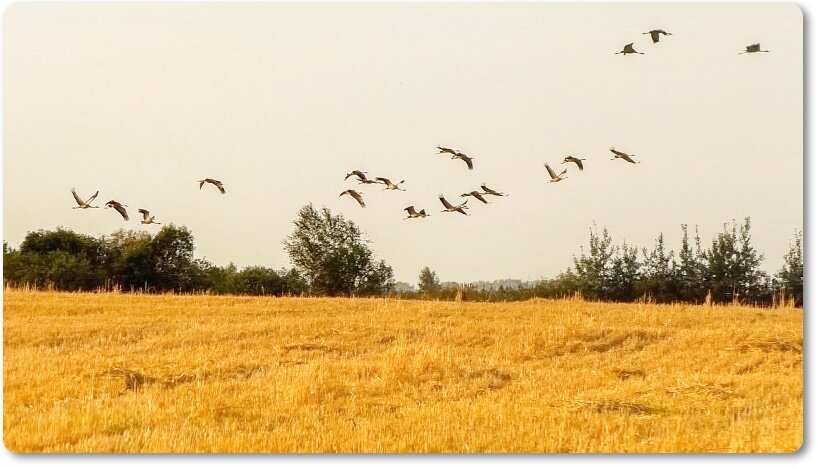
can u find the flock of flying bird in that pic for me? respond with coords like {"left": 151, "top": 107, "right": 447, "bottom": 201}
{"left": 339, "top": 143, "right": 640, "bottom": 219}
{"left": 340, "top": 147, "right": 508, "bottom": 218}
{"left": 71, "top": 28, "right": 771, "bottom": 226}
{"left": 615, "top": 28, "right": 770, "bottom": 55}
{"left": 70, "top": 178, "right": 225, "bottom": 225}
{"left": 337, "top": 29, "right": 771, "bottom": 219}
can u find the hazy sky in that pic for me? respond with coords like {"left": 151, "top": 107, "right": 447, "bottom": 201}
{"left": 2, "top": 3, "right": 802, "bottom": 284}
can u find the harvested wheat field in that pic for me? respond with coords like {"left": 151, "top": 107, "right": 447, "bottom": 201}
{"left": 2, "top": 289, "right": 802, "bottom": 453}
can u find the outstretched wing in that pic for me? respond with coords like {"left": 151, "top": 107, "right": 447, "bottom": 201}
{"left": 437, "top": 146, "right": 457, "bottom": 155}
{"left": 213, "top": 180, "right": 226, "bottom": 194}
{"left": 545, "top": 163, "right": 558, "bottom": 179}
{"left": 404, "top": 206, "right": 417, "bottom": 215}
{"left": 559, "top": 168, "right": 568, "bottom": 177}
{"left": 622, "top": 154, "right": 638, "bottom": 164}
{"left": 138, "top": 209, "right": 150, "bottom": 221}
{"left": 350, "top": 191, "right": 365, "bottom": 207}
{"left": 71, "top": 188, "right": 84, "bottom": 206}
{"left": 375, "top": 177, "right": 391, "bottom": 185}
{"left": 472, "top": 192, "right": 488, "bottom": 204}
{"left": 574, "top": 159, "right": 584, "bottom": 171}
{"left": 199, "top": 180, "right": 205, "bottom": 189}
{"left": 609, "top": 147, "right": 627, "bottom": 157}
{"left": 439, "top": 195, "right": 454, "bottom": 209}
{"left": 650, "top": 31, "right": 660, "bottom": 43}
{"left": 85, "top": 191, "right": 99, "bottom": 204}
{"left": 112, "top": 203, "right": 129, "bottom": 221}
{"left": 462, "top": 156, "right": 474, "bottom": 170}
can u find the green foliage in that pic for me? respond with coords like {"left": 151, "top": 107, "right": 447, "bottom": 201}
{"left": 703, "top": 218, "right": 769, "bottom": 303}
{"left": 283, "top": 204, "right": 395, "bottom": 296}
{"left": 418, "top": 266, "right": 441, "bottom": 293}
{"left": 776, "top": 230, "right": 803, "bottom": 306}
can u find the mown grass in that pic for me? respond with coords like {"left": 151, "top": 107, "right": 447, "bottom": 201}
{"left": 2, "top": 289, "right": 802, "bottom": 453}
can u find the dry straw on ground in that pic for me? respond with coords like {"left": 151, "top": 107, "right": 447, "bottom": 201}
{"left": 2, "top": 289, "right": 802, "bottom": 453}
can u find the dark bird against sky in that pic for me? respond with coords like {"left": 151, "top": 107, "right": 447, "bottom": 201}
{"left": 340, "top": 189, "right": 366, "bottom": 208}
{"left": 739, "top": 43, "right": 770, "bottom": 54}
{"left": 616, "top": 43, "right": 644, "bottom": 55}
{"left": 105, "top": 200, "right": 129, "bottom": 221}
{"left": 562, "top": 156, "right": 586, "bottom": 171}
{"left": 644, "top": 29, "right": 673, "bottom": 43}
{"left": 609, "top": 147, "right": 640, "bottom": 164}
{"left": 439, "top": 195, "right": 469, "bottom": 216}
{"left": 199, "top": 178, "right": 226, "bottom": 194}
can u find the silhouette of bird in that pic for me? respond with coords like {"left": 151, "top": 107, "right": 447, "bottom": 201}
{"left": 375, "top": 177, "right": 406, "bottom": 191}
{"left": 199, "top": 178, "right": 226, "bottom": 194}
{"left": 138, "top": 209, "right": 161, "bottom": 225}
{"left": 644, "top": 29, "right": 672, "bottom": 43}
{"left": 439, "top": 195, "right": 469, "bottom": 215}
{"left": 345, "top": 170, "right": 368, "bottom": 180}
{"left": 452, "top": 153, "right": 474, "bottom": 170}
{"left": 105, "top": 200, "right": 129, "bottom": 220}
{"left": 340, "top": 189, "right": 366, "bottom": 207}
{"left": 615, "top": 43, "right": 644, "bottom": 55}
{"left": 562, "top": 156, "right": 586, "bottom": 171}
{"left": 609, "top": 147, "right": 640, "bottom": 164}
{"left": 480, "top": 183, "right": 507, "bottom": 197}
{"left": 460, "top": 191, "right": 489, "bottom": 204}
{"left": 403, "top": 206, "right": 429, "bottom": 219}
{"left": 71, "top": 188, "right": 99, "bottom": 209}
{"left": 437, "top": 146, "right": 459, "bottom": 156}
{"left": 346, "top": 171, "right": 380, "bottom": 184}
{"left": 739, "top": 43, "right": 770, "bottom": 54}
{"left": 545, "top": 163, "right": 568, "bottom": 182}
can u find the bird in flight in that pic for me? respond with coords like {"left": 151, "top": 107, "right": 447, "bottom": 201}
{"left": 376, "top": 177, "right": 406, "bottom": 191}
{"left": 739, "top": 43, "right": 770, "bottom": 54}
{"left": 345, "top": 170, "right": 368, "bottom": 180}
{"left": 439, "top": 195, "right": 469, "bottom": 216}
{"left": 644, "top": 29, "right": 673, "bottom": 44}
{"left": 615, "top": 43, "right": 644, "bottom": 55}
{"left": 105, "top": 200, "right": 129, "bottom": 220}
{"left": 451, "top": 152, "right": 474, "bottom": 170}
{"left": 346, "top": 170, "right": 380, "bottom": 184}
{"left": 71, "top": 188, "right": 99, "bottom": 209}
{"left": 437, "top": 146, "right": 460, "bottom": 156}
{"left": 138, "top": 209, "right": 161, "bottom": 225}
{"left": 480, "top": 183, "right": 507, "bottom": 197}
{"left": 460, "top": 191, "right": 489, "bottom": 204}
{"left": 562, "top": 156, "right": 586, "bottom": 171}
{"left": 199, "top": 178, "right": 225, "bottom": 194}
{"left": 340, "top": 189, "right": 366, "bottom": 208}
{"left": 609, "top": 147, "right": 640, "bottom": 164}
{"left": 403, "top": 206, "right": 429, "bottom": 219}
{"left": 545, "top": 163, "right": 568, "bottom": 183}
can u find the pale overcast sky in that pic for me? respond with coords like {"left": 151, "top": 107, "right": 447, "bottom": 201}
{"left": 3, "top": 3, "right": 802, "bottom": 284}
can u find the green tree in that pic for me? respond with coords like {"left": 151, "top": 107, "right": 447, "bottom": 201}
{"left": 674, "top": 224, "right": 707, "bottom": 303}
{"left": 609, "top": 241, "right": 641, "bottom": 301}
{"left": 572, "top": 224, "right": 615, "bottom": 300}
{"left": 418, "top": 266, "right": 441, "bottom": 293}
{"left": 703, "top": 218, "right": 768, "bottom": 303}
{"left": 639, "top": 233, "right": 677, "bottom": 302}
{"left": 151, "top": 225, "right": 198, "bottom": 292}
{"left": 776, "top": 229, "right": 803, "bottom": 306}
{"left": 283, "top": 204, "right": 395, "bottom": 296}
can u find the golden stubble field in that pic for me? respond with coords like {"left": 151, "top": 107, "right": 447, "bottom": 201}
{"left": 2, "top": 289, "right": 802, "bottom": 453}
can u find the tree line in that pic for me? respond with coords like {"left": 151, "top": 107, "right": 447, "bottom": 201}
{"left": 414, "top": 218, "right": 802, "bottom": 307}
{"left": 3, "top": 206, "right": 802, "bottom": 306}
{"left": 3, "top": 204, "right": 391, "bottom": 296}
